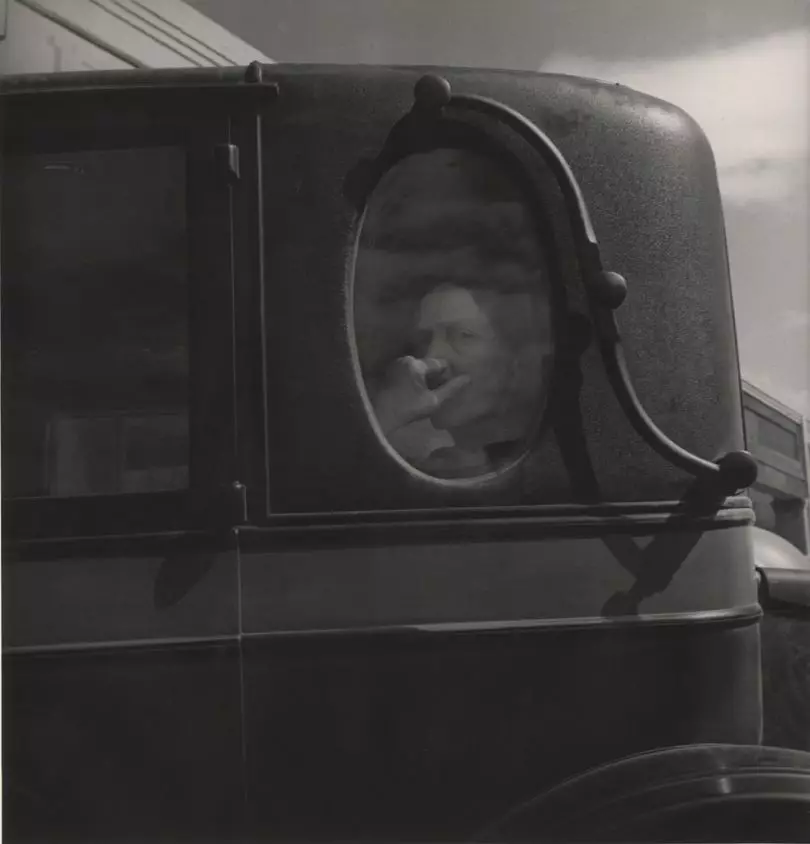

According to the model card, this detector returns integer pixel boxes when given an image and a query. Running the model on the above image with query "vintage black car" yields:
[2,63,809,843]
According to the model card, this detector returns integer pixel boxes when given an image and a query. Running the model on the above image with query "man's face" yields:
[415,284,512,430]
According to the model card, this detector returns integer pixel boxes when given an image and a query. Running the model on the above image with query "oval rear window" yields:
[353,147,554,480]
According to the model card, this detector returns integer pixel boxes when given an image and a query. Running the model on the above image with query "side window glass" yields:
[2,147,189,498]
[353,148,554,479]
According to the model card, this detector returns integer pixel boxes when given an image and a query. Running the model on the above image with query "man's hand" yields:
[373,356,471,435]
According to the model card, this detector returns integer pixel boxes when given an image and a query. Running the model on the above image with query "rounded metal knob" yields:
[594,271,628,309]
[716,450,758,492]
[413,74,452,110]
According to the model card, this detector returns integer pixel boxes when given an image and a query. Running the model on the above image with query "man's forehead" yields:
[417,286,489,325]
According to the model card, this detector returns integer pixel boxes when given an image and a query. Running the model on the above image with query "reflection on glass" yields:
[354,148,554,479]
[1,147,189,497]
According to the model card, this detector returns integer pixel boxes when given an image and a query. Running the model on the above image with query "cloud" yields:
[541,28,809,203]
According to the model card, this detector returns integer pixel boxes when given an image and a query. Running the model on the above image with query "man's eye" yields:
[447,327,477,346]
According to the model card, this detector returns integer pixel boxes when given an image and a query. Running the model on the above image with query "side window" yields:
[2,146,189,498]
[353,148,554,480]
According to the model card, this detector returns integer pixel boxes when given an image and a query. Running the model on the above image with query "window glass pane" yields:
[757,415,800,461]
[2,147,188,498]
[353,148,554,479]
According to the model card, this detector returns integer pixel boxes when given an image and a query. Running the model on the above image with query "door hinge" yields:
[215,143,240,182]
[230,481,248,524]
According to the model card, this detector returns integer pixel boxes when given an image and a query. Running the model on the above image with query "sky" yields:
[541,27,810,418]
[185,0,808,67]
[188,0,810,417]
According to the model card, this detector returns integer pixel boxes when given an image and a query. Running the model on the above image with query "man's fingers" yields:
[431,373,471,406]
[385,357,467,422]
[399,356,450,389]
[393,356,427,388]
[422,357,449,375]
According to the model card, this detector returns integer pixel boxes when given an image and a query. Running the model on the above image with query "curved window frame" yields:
[342,77,758,501]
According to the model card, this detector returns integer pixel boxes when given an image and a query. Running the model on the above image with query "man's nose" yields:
[426,334,453,361]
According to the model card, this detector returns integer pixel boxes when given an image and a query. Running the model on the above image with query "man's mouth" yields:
[426,368,452,390]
